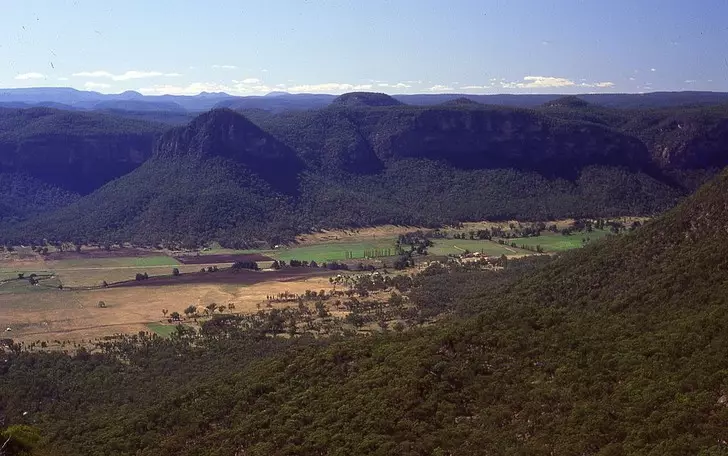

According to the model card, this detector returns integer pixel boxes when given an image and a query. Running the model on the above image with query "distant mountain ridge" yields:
[3,87,728,114]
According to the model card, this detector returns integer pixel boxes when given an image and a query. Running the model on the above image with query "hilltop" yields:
[330,91,404,107]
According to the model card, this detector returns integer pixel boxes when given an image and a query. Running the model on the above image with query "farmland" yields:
[0,219,636,344]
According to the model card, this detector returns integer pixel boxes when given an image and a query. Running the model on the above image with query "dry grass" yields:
[2,275,337,342]
[294,218,651,245]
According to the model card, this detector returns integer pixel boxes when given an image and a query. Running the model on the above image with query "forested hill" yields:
[2,96,728,244]
[4,104,687,246]
[0,108,170,224]
[2,152,728,455]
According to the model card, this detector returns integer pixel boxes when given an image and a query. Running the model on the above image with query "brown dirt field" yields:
[174,253,274,265]
[108,267,333,288]
[295,225,420,245]
[1,275,338,343]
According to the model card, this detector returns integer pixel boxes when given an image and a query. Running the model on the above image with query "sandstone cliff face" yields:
[649,118,728,170]
[339,107,654,178]
[0,133,157,194]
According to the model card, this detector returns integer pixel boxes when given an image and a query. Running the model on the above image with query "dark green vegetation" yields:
[0,107,167,222]
[3,153,728,455]
[2,93,728,246]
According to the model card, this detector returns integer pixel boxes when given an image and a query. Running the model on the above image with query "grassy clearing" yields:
[51,256,179,269]
[147,322,178,338]
[56,264,204,288]
[506,229,614,252]
[0,276,63,295]
[428,239,523,256]
[270,240,398,263]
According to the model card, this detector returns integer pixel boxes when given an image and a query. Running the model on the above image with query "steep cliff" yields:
[0,107,167,194]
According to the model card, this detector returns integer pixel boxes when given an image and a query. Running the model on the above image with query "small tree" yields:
[97,301,107,308]
[184,305,197,317]
[172,268,180,276]
[228,303,236,312]
[162,308,168,318]
[170,311,181,321]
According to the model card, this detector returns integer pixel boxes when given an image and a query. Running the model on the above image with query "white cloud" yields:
[15,72,46,80]
[376,82,412,89]
[404,80,423,84]
[73,70,114,78]
[286,83,373,94]
[138,82,234,96]
[499,76,614,90]
[84,81,111,90]
[428,85,454,92]
[502,76,576,89]
[241,78,261,84]
[541,40,551,45]
[212,64,237,70]
[684,79,696,84]
[650,68,657,72]
[629,77,636,81]
[57,77,69,81]
[73,70,180,81]
[461,85,490,90]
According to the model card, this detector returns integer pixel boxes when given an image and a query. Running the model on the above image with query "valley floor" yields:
[0,218,642,345]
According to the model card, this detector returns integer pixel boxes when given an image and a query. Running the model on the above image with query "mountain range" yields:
[3,142,728,455]
[4,87,728,114]
[2,91,728,246]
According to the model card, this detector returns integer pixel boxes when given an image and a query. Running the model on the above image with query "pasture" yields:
[0,219,629,344]
[505,229,614,252]
[428,239,527,256]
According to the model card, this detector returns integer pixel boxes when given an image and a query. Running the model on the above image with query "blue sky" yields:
[1,0,727,95]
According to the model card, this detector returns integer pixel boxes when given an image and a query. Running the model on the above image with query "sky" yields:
[1,0,727,96]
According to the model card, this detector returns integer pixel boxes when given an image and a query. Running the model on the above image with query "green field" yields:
[51,256,180,269]
[269,241,398,263]
[0,275,63,294]
[428,239,524,256]
[147,323,178,338]
[505,229,614,252]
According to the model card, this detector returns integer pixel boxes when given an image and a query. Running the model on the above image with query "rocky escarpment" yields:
[0,108,166,194]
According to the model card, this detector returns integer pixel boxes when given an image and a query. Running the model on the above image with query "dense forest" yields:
[1,94,728,245]
[2,160,728,455]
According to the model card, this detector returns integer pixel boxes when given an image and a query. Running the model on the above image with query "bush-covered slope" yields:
[15,109,302,246]
[4,98,728,244]
[0,107,168,197]
[2,165,728,455]
[3,106,687,245]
